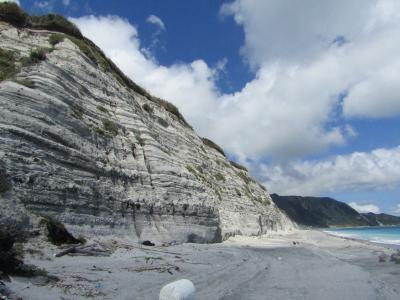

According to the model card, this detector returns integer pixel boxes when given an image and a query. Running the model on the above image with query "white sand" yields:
[6,230,400,299]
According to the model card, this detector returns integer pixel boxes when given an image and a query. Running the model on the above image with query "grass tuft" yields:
[48,33,64,46]
[14,79,35,88]
[201,138,225,157]
[96,105,108,113]
[229,160,248,172]
[0,48,17,81]
[29,47,47,63]
[102,119,118,136]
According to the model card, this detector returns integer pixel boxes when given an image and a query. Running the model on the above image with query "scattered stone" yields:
[0,280,11,299]
[378,253,389,262]
[390,250,400,263]
[142,240,155,246]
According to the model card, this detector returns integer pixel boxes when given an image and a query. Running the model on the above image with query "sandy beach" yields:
[5,230,400,300]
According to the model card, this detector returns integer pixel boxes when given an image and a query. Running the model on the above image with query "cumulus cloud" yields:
[349,202,380,214]
[222,0,400,121]
[146,14,165,31]
[70,0,400,164]
[33,0,54,11]
[394,204,400,214]
[257,146,400,195]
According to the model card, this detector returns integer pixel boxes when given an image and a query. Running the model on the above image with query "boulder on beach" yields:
[159,279,195,300]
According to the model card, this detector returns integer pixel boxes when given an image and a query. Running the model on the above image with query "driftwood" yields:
[119,243,182,256]
[56,243,111,257]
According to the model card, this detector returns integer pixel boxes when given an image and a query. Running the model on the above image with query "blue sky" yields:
[17,0,400,215]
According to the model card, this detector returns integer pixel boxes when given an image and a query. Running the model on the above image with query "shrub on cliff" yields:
[0,48,17,82]
[0,3,82,38]
[29,14,82,38]
[28,47,47,63]
[201,138,226,157]
[0,2,28,26]
[48,33,64,46]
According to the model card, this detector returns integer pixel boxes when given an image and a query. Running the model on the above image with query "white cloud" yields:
[394,204,400,214]
[62,0,70,6]
[33,0,54,11]
[222,0,400,121]
[349,202,380,214]
[343,65,400,118]
[220,0,374,68]
[70,0,400,162]
[146,14,165,31]
[257,146,400,196]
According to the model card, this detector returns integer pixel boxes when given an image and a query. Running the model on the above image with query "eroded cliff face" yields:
[0,21,293,243]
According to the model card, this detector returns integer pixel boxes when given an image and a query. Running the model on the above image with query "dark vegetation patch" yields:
[96,105,108,114]
[0,3,81,37]
[71,104,83,119]
[238,171,252,185]
[142,103,153,114]
[201,138,225,157]
[214,173,225,182]
[39,216,82,246]
[0,167,10,194]
[0,48,17,81]
[258,183,267,191]
[102,119,119,136]
[29,47,47,63]
[14,79,35,88]
[48,33,64,46]
[0,2,28,26]
[29,14,82,38]
[156,116,169,128]
[0,230,49,278]
[0,45,50,82]
[235,188,242,197]
[229,160,248,172]
[186,165,196,175]
[196,166,204,173]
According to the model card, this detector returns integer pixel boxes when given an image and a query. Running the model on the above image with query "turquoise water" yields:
[325,226,400,246]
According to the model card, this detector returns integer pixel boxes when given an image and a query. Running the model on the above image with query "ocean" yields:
[325,226,400,246]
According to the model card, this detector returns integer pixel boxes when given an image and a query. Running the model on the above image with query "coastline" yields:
[5,230,400,299]
[322,227,400,250]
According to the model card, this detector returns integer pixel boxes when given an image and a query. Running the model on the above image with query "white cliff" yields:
[0,17,294,243]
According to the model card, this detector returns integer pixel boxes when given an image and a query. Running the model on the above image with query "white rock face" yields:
[159,279,196,300]
[0,21,294,242]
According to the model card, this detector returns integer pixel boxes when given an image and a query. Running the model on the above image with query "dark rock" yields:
[0,280,11,298]
[142,240,155,246]
[0,231,14,252]
[378,253,389,262]
[40,217,82,245]
[0,166,10,194]
[390,251,400,263]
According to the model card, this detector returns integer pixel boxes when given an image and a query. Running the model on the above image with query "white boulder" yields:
[159,279,195,300]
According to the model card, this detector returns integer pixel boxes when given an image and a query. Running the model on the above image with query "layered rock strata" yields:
[0,20,293,242]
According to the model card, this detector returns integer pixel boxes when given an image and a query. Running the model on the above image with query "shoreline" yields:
[5,229,400,299]
[322,228,400,250]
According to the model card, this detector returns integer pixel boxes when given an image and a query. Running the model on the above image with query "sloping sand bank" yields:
[6,230,400,299]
